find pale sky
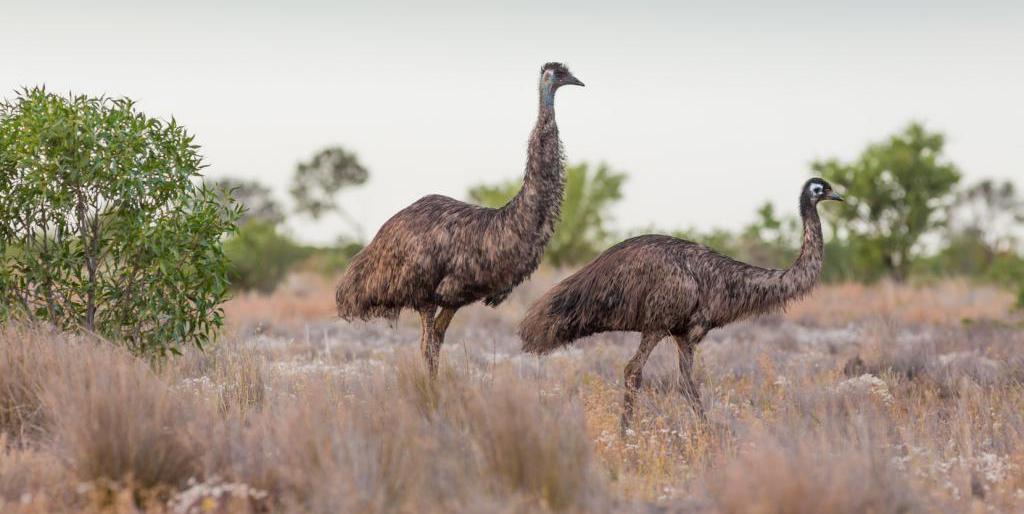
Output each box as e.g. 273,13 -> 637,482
3,0 -> 1022,244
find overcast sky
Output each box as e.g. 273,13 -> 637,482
4,0 -> 1022,244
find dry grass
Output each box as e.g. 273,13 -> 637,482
786,279 -> 1017,325
1,275 -> 1022,513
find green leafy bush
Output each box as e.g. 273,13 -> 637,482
223,221 -> 311,293
0,87 -> 238,357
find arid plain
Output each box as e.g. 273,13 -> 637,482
3,272 -> 1023,513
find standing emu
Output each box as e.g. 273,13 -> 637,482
336,63 -> 584,378
519,178 -> 843,430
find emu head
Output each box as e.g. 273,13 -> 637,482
541,62 -> 584,89
804,178 -> 844,205
539,62 -> 584,105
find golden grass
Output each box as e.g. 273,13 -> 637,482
787,279 -> 1017,325
1,277 -> 1022,513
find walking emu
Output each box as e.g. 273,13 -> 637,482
520,178 -> 843,430
336,62 -> 584,377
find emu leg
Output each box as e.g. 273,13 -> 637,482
418,307 -> 440,378
432,307 -> 457,345
673,334 -> 706,421
621,332 -> 664,435
428,307 -> 457,376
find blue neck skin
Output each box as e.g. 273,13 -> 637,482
541,81 -> 556,108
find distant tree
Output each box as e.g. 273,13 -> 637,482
0,88 -> 238,357
812,123 -> 961,281
948,179 -> 1023,255
290,147 -> 369,237
921,178 -> 1024,302
468,162 -> 626,267
212,177 -> 284,227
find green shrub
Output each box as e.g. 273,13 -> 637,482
224,221 -> 310,293
0,87 -> 238,357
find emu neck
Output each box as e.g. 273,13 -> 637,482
499,98 -> 564,244
540,82 -> 556,108
779,199 -> 825,301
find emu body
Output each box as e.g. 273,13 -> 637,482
519,179 -> 843,430
336,63 -> 583,377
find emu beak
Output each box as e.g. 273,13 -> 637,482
566,74 -> 585,87
828,191 -> 844,202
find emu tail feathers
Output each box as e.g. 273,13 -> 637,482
335,252 -> 400,323
518,283 -> 593,354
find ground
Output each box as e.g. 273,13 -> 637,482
2,271 -> 1023,513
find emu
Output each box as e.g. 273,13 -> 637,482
519,178 -> 843,431
336,62 -> 584,378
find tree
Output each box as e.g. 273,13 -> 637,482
211,177 -> 284,227
468,162 -> 626,267
290,146 -> 368,238
947,179 -> 1023,256
0,87 -> 239,357
812,123 -> 961,281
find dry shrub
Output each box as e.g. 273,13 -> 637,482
167,338 -> 268,419
394,349 -> 444,415
0,435 -> 65,503
241,354 -> 606,513
704,427 -> 921,514
0,324 -> 66,441
209,346 -> 267,416
458,372 -> 601,512
41,337 -> 199,490
248,371 -> 455,513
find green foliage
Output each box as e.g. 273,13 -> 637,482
552,163 -> 627,266
223,221 -> 311,293
819,237 -> 889,283
290,146 -> 368,222
0,87 -> 238,357
211,177 -> 284,227
468,162 -> 626,267
812,122 -> 961,281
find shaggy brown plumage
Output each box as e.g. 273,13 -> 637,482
519,178 -> 844,430
336,62 -> 584,377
